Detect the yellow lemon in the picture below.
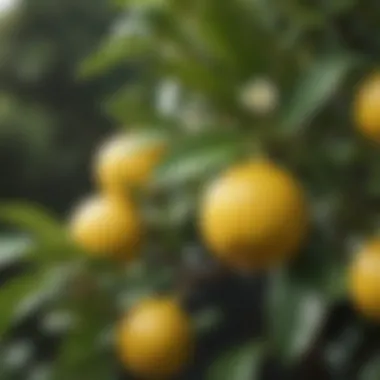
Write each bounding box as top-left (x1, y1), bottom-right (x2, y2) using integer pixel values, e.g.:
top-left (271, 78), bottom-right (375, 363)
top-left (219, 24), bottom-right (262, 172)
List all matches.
top-left (94, 132), bottom-right (167, 195)
top-left (354, 71), bottom-right (380, 143)
top-left (198, 160), bottom-right (309, 271)
top-left (350, 239), bottom-right (380, 320)
top-left (69, 194), bottom-right (142, 260)
top-left (117, 298), bottom-right (193, 379)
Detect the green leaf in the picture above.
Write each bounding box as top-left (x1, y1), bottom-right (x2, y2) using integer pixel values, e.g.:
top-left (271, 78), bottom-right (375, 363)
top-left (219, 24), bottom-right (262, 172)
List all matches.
top-left (266, 269), bottom-right (329, 364)
top-left (248, 0), bottom-right (280, 31)
top-left (280, 52), bottom-right (357, 134)
top-left (0, 203), bottom-right (63, 242)
top-left (0, 203), bottom-right (78, 262)
top-left (0, 235), bottom-right (31, 268)
top-left (51, 321), bottom-right (117, 380)
top-left (0, 271), bottom-right (47, 337)
top-left (114, 0), bottom-right (166, 8)
top-left (151, 131), bottom-right (249, 189)
top-left (359, 354), bottom-right (380, 380)
top-left (207, 341), bottom-right (264, 380)
top-left (29, 364), bottom-right (52, 380)
top-left (79, 35), bottom-right (153, 79)
top-left (0, 340), bottom-right (34, 372)
top-left (51, 274), bottom-right (118, 380)
top-left (163, 57), bottom-right (234, 102)
top-left (289, 233), bottom-right (348, 302)
top-left (13, 264), bottom-right (74, 325)
top-left (105, 83), bottom-right (157, 125)
top-left (192, 0), bottom-right (273, 75)
top-left (325, 0), bottom-right (356, 14)
top-left (325, 325), bottom-right (366, 376)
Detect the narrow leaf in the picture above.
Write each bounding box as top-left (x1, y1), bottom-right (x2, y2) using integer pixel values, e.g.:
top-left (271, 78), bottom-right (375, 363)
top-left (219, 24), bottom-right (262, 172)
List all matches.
top-left (52, 291), bottom-right (118, 380)
top-left (0, 203), bottom-right (63, 242)
top-left (79, 35), bottom-right (153, 79)
top-left (207, 341), bottom-right (264, 380)
top-left (0, 203), bottom-right (78, 262)
top-left (359, 354), bottom-right (380, 380)
top-left (114, 0), bottom-right (166, 8)
top-left (0, 235), bottom-right (31, 268)
top-left (152, 132), bottom-right (249, 189)
top-left (0, 271), bottom-right (47, 338)
top-left (280, 52), bottom-right (357, 133)
top-left (266, 269), bottom-right (329, 364)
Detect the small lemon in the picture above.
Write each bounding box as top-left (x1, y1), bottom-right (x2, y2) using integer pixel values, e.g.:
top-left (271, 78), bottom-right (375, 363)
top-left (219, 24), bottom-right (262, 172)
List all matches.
top-left (354, 71), bottom-right (380, 143)
top-left (198, 160), bottom-right (309, 271)
top-left (117, 297), bottom-right (193, 379)
top-left (350, 239), bottom-right (380, 320)
top-left (69, 194), bottom-right (142, 260)
top-left (94, 132), bottom-right (167, 195)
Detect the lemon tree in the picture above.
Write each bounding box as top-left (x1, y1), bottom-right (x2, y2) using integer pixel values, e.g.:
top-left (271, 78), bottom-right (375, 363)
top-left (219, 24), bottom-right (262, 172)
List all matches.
top-left (2, 1), bottom-right (380, 380)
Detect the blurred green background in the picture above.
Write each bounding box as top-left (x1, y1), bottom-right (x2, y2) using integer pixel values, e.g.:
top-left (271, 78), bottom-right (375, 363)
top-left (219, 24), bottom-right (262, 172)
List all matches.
top-left (0, 0), bottom-right (127, 214)
top-left (1, 0), bottom-right (380, 379)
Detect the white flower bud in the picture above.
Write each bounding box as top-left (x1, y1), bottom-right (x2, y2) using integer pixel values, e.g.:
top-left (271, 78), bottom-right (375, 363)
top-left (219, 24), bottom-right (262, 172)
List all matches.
top-left (239, 77), bottom-right (279, 115)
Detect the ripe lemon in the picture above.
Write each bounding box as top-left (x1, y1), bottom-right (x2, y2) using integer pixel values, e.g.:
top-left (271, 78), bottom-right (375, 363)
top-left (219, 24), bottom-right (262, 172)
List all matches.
top-left (69, 194), bottom-right (142, 259)
top-left (198, 160), bottom-right (309, 271)
top-left (94, 132), bottom-right (167, 194)
top-left (350, 239), bottom-right (380, 320)
top-left (117, 298), bottom-right (193, 379)
top-left (354, 72), bottom-right (380, 143)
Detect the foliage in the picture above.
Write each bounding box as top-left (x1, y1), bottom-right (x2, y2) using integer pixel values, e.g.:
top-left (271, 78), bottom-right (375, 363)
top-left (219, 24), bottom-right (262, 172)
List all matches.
top-left (1, 0), bottom-right (380, 379)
